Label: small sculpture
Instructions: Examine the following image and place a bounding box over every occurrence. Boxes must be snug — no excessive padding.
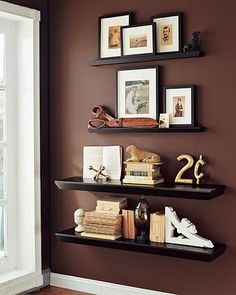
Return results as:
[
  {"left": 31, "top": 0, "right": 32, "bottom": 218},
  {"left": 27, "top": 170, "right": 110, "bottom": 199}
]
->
[
  {"left": 126, "top": 145, "right": 161, "bottom": 163},
  {"left": 183, "top": 31, "right": 201, "bottom": 52},
  {"left": 135, "top": 197, "right": 151, "bottom": 243},
  {"left": 165, "top": 206, "right": 214, "bottom": 248},
  {"left": 89, "top": 165, "right": 110, "bottom": 181},
  {"left": 194, "top": 155, "right": 206, "bottom": 185},
  {"left": 74, "top": 208, "right": 85, "bottom": 233},
  {"left": 175, "top": 154, "right": 206, "bottom": 185}
]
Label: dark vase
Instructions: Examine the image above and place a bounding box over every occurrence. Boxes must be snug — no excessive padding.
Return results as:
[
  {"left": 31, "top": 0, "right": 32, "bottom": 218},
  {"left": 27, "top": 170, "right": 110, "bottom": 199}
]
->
[{"left": 135, "top": 196, "right": 150, "bottom": 243}]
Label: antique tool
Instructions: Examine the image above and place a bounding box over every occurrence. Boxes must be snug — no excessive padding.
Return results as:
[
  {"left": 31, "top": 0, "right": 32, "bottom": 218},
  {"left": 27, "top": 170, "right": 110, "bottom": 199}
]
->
[
  {"left": 88, "top": 105, "right": 158, "bottom": 129},
  {"left": 89, "top": 165, "right": 110, "bottom": 181}
]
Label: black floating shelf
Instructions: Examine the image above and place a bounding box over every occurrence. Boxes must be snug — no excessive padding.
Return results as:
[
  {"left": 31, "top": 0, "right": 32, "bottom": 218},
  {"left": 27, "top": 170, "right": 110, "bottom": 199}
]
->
[
  {"left": 56, "top": 228, "right": 225, "bottom": 262},
  {"left": 89, "top": 51, "right": 203, "bottom": 66},
  {"left": 88, "top": 126, "right": 204, "bottom": 133},
  {"left": 55, "top": 177, "right": 225, "bottom": 200}
]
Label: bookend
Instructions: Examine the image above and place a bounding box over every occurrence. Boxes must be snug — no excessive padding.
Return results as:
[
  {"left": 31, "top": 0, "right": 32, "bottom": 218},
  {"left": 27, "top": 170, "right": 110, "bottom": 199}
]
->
[{"left": 165, "top": 206, "right": 214, "bottom": 248}]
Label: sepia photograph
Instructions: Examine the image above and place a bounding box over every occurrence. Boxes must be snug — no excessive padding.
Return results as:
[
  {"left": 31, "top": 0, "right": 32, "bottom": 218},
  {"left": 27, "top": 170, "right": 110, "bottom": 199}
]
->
[
  {"left": 117, "top": 66, "right": 159, "bottom": 120},
  {"left": 163, "top": 85, "right": 195, "bottom": 127},
  {"left": 152, "top": 13, "right": 181, "bottom": 53},
  {"left": 173, "top": 96, "right": 185, "bottom": 117},
  {"left": 159, "top": 113, "right": 170, "bottom": 128},
  {"left": 99, "top": 12, "right": 132, "bottom": 58},
  {"left": 125, "top": 80, "right": 149, "bottom": 114},
  {"left": 121, "top": 23, "right": 156, "bottom": 56},
  {"left": 129, "top": 35, "right": 147, "bottom": 48},
  {"left": 160, "top": 24, "right": 173, "bottom": 46},
  {"left": 108, "top": 25, "right": 121, "bottom": 49}
]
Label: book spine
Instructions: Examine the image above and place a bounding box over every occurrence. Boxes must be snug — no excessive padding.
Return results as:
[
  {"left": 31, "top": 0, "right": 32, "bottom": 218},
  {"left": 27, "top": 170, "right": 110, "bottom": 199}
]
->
[
  {"left": 128, "top": 210, "right": 136, "bottom": 239},
  {"left": 122, "top": 209, "right": 129, "bottom": 239}
]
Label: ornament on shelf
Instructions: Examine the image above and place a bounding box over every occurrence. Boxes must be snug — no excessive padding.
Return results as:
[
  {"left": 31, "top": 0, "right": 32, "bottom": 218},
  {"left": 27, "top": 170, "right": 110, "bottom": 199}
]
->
[
  {"left": 74, "top": 208, "right": 85, "bottom": 233},
  {"left": 89, "top": 165, "right": 110, "bottom": 182},
  {"left": 165, "top": 206, "right": 214, "bottom": 248},
  {"left": 123, "top": 145, "right": 164, "bottom": 185},
  {"left": 183, "top": 31, "right": 201, "bottom": 52},
  {"left": 194, "top": 155, "right": 206, "bottom": 185},
  {"left": 135, "top": 197, "right": 151, "bottom": 243},
  {"left": 126, "top": 145, "right": 161, "bottom": 163},
  {"left": 175, "top": 154, "right": 206, "bottom": 185}
]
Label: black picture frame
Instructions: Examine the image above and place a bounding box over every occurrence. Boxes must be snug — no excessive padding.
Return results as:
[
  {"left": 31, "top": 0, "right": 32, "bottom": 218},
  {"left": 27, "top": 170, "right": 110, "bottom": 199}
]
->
[
  {"left": 98, "top": 12, "right": 132, "bottom": 59},
  {"left": 120, "top": 22, "right": 156, "bottom": 57},
  {"left": 151, "top": 12, "right": 182, "bottom": 54},
  {"left": 116, "top": 66, "right": 160, "bottom": 121},
  {"left": 163, "top": 85, "right": 195, "bottom": 127}
]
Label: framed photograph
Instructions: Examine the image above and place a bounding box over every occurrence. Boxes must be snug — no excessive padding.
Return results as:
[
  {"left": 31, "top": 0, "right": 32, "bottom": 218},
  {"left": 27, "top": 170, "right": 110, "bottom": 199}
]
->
[
  {"left": 163, "top": 85, "right": 195, "bottom": 127},
  {"left": 116, "top": 66, "right": 159, "bottom": 120},
  {"left": 121, "top": 23, "right": 156, "bottom": 57},
  {"left": 152, "top": 13, "right": 182, "bottom": 53},
  {"left": 159, "top": 113, "right": 169, "bottom": 128},
  {"left": 99, "top": 12, "right": 132, "bottom": 59}
]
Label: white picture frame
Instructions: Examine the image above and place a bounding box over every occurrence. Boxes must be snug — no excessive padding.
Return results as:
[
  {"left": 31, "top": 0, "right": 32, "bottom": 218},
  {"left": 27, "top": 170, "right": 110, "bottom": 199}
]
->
[
  {"left": 164, "top": 85, "right": 195, "bottom": 126},
  {"left": 99, "top": 12, "right": 132, "bottom": 59},
  {"left": 121, "top": 23, "right": 156, "bottom": 57},
  {"left": 117, "top": 67, "right": 159, "bottom": 120},
  {"left": 152, "top": 13, "right": 181, "bottom": 53}
]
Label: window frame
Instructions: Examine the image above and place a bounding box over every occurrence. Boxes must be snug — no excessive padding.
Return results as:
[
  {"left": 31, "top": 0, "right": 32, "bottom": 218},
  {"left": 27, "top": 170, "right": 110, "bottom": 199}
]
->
[{"left": 0, "top": 1, "right": 42, "bottom": 293}]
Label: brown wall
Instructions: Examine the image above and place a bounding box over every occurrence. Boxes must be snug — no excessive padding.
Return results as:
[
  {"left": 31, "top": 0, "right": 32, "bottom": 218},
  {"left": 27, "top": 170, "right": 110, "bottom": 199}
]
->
[
  {"left": 5, "top": 0, "right": 50, "bottom": 270},
  {"left": 49, "top": 1, "right": 236, "bottom": 294}
]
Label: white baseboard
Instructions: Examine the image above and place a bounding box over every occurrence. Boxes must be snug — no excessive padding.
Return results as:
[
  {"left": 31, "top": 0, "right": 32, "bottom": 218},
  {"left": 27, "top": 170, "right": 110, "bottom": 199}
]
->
[
  {"left": 50, "top": 273, "right": 173, "bottom": 295},
  {"left": 0, "top": 270, "right": 43, "bottom": 295}
]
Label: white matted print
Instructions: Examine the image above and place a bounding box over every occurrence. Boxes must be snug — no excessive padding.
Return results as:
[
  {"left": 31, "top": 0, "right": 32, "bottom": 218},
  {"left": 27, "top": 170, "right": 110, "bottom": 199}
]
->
[
  {"left": 152, "top": 14, "right": 181, "bottom": 53},
  {"left": 122, "top": 23, "right": 155, "bottom": 56},
  {"left": 99, "top": 13, "right": 131, "bottom": 58},
  {"left": 164, "top": 86, "right": 194, "bottom": 126},
  {"left": 117, "top": 67, "right": 159, "bottom": 120}
]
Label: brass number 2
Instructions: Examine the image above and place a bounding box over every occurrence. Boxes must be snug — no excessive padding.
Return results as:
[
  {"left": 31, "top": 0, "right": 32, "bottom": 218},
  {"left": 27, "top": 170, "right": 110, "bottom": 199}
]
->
[{"left": 175, "top": 154, "right": 194, "bottom": 184}]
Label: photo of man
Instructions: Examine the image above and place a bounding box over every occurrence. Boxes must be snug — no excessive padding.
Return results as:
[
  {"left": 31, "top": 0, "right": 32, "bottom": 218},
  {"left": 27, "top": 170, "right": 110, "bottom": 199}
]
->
[
  {"left": 173, "top": 96, "right": 185, "bottom": 117},
  {"left": 160, "top": 24, "right": 173, "bottom": 46}
]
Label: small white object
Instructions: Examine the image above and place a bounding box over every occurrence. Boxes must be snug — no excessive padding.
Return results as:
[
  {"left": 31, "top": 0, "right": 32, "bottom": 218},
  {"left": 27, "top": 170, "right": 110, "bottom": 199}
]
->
[
  {"left": 159, "top": 113, "right": 169, "bottom": 128},
  {"left": 74, "top": 208, "right": 85, "bottom": 233},
  {"left": 165, "top": 206, "right": 214, "bottom": 248}
]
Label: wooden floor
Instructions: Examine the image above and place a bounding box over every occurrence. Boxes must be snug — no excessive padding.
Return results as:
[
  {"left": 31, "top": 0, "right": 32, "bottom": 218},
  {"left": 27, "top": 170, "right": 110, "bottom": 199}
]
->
[{"left": 29, "top": 286, "right": 93, "bottom": 295}]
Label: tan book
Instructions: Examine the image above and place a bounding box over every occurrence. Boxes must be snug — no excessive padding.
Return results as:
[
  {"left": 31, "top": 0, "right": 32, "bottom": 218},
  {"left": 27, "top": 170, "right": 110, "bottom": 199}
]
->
[
  {"left": 96, "top": 197, "right": 127, "bottom": 213},
  {"left": 150, "top": 211, "right": 164, "bottom": 242},
  {"left": 123, "top": 177, "right": 164, "bottom": 185},
  {"left": 122, "top": 209, "right": 129, "bottom": 239},
  {"left": 125, "top": 170, "right": 161, "bottom": 178},
  {"left": 81, "top": 232, "right": 121, "bottom": 240},
  {"left": 124, "top": 162, "right": 163, "bottom": 171},
  {"left": 128, "top": 210, "right": 136, "bottom": 239},
  {"left": 124, "top": 175, "right": 162, "bottom": 181}
]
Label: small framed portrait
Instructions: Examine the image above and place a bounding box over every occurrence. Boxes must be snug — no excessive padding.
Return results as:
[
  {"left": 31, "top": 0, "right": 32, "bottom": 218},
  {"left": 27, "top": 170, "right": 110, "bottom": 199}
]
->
[
  {"left": 159, "top": 113, "right": 169, "bottom": 128},
  {"left": 163, "top": 85, "right": 195, "bottom": 127},
  {"left": 121, "top": 23, "right": 156, "bottom": 57},
  {"left": 152, "top": 13, "right": 182, "bottom": 53},
  {"left": 99, "top": 12, "right": 132, "bottom": 59},
  {"left": 116, "top": 66, "right": 159, "bottom": 120}
]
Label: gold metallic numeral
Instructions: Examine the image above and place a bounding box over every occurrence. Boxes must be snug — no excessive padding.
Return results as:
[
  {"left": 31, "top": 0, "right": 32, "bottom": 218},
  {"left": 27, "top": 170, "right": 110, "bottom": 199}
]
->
[{"left": 175, "top": 154, "right": 194, "bottom": 184}]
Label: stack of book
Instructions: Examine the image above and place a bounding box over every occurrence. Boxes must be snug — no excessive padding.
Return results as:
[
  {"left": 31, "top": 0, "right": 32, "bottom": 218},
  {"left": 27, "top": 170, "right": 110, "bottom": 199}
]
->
[
  {"left": 122, "top": 209, "right": 136, "bottom": 239},
  {"left": 149, "top": 211, "right": 165, "bottom": 243},
  {"left": 81, "top": 197, "right": 127, "bottom": 240},
  {"left": 123, "top": 162, "right": 164, "bottom": 185}
]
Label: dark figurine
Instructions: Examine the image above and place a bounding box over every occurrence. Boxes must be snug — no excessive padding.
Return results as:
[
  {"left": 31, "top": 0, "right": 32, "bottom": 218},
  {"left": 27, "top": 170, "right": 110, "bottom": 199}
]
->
[
  {"left": 135, "top": 197, "right": 151, "bottom": 243},
  {"left": 183, "top": 31, "right": 201, "bottom": 52}
]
